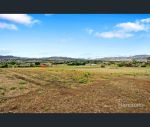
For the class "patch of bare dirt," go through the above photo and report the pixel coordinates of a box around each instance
[0,76,149,113]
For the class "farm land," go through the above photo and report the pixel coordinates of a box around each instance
[0,65,150,113]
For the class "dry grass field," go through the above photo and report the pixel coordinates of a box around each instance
[0,66,150,113]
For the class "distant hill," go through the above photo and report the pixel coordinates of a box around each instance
[99,55,150,61]
[0,55,150,62]
[0,55,85,62]
[42,57,84,61]
[0,55,20,60]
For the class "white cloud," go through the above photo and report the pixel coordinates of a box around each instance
[140,18,150,23]
[0,14,39,26]
[116,22,145,32]
[95,31,133,39]
[0,22,18,30]
[85,28,94,35]
[87,17,150,39]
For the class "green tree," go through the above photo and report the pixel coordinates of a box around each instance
[1,63,8,68]
[9,61,16,65]
[35,62,40,66]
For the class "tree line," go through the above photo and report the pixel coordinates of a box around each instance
[0,57,150,68]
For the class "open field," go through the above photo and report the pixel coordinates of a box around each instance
[0,66,150,113]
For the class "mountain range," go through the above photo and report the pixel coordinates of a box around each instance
[0,55,150,62]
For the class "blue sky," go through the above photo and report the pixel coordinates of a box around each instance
[0,14,150,58]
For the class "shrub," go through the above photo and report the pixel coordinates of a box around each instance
[101,64,105,68]
[19,81,26,84]
[67,61,86,66]
[79,78,88,83]
[141,64,146,67]
[125,63,133,67]
[30,63,35,67]
[9,61,16,65]
[117,63,124,67]
[10,86,17,90]
[35,62,40,66]
[1,63,8,68]
[83,72,91,77]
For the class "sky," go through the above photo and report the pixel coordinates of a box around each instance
[0,14,150,58]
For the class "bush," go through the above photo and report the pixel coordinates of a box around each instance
[9,61,16,65]
[83,72,91,77]
[1,63,8,68]
[117,62,134,67]
[117,63,124,67]
[125,63,133,67]
[35,62,40,66]
[101,64,105,68]
[141,64,146,67]
[67,61,86,66]
[10,86,17,90]
[30,63,35,67]
[78,78,88,83]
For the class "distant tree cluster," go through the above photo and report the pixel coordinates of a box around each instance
[67,61,86,66]
[117,60,150,67]
[0,59,150,68]
[0,61,41,68]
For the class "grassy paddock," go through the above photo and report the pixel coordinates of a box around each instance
[0,66,149,113]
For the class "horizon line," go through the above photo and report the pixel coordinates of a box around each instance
[0,54,150,60]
